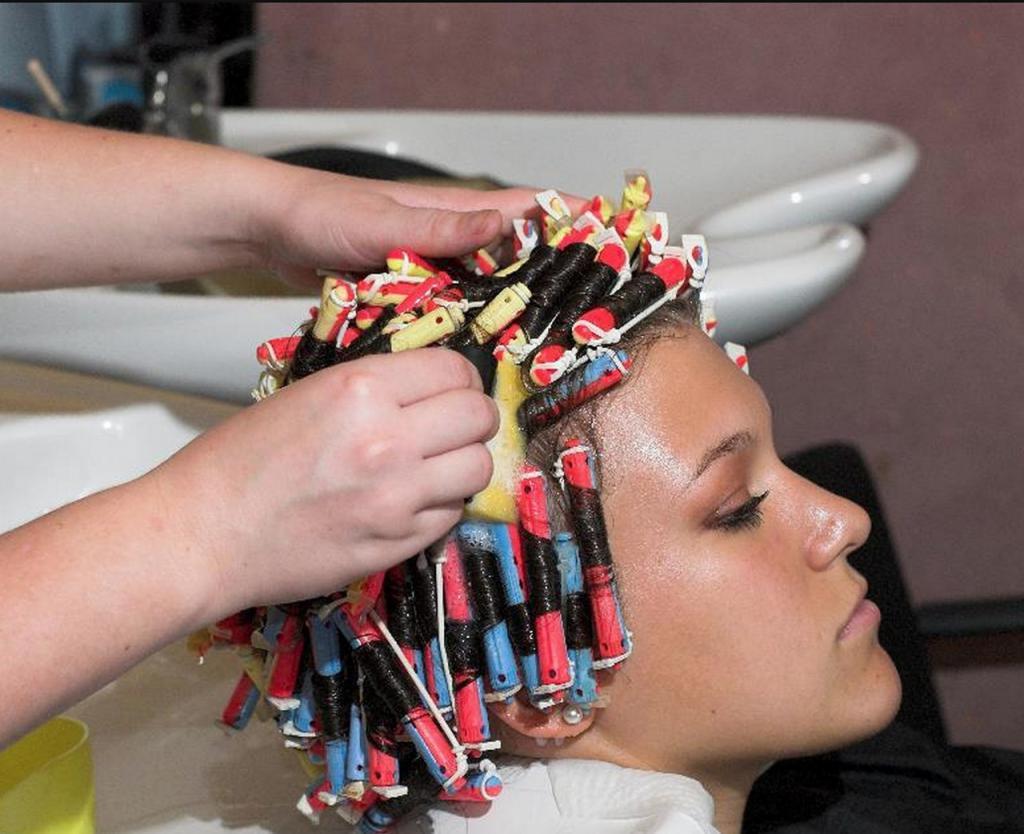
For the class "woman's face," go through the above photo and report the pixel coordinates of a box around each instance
[588,329,901,776]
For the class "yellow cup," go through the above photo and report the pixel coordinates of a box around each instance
[0,717,94,834]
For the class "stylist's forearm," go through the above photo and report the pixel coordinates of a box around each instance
[0,108,274,290]
[0,473,218,746]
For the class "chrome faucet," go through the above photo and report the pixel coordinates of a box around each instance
[141,36,259,144]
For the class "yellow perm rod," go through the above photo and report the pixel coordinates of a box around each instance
[389,306,465,352]
[469,283,531,345]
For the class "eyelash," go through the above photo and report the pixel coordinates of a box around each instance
[713,490,770,533]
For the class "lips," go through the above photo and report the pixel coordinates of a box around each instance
[838,584,869,639]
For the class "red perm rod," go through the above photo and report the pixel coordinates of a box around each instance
[210,610,255,647]
[527,236,628,387]
[219,670,260,731]
[516,469,572,696]
[557,440,633,668]
[571,254,689,347]
[256,336,301,371]
[421,282,465,313]
[266,611,306,710]
[336,603,466,791]
[518,348,634,438]
[347,571,386,620]
[385,248,439,279]
[438,764,504,803]
[356,273,427,307]
[339,324,362,349]
[362,686,404,799]
[286,279,357,382]
[439,535,492,749]
[395,271,452,315]
[495,226,597,362]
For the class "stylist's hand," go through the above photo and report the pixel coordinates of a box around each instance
[254,170,586,289]
[150,348,499,621]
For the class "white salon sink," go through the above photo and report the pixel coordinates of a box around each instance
[221,109,917,237]
[0,363,235,536]
[0,222,863,402]
[0,404,195,533]
[0,110,911,401]
[704,223,863,345]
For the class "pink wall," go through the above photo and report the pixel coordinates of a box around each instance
[255,3,1024,749]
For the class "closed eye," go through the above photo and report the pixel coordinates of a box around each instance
[712,490,769,533]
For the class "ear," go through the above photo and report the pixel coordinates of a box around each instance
[488,693,596,740]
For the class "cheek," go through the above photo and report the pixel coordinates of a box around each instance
[608,501,831,718]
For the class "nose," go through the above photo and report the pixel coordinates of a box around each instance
[800,478,872,572]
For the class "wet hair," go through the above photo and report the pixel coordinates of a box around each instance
[211,196,708,830]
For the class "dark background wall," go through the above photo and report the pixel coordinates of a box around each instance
[254,3,1024,750]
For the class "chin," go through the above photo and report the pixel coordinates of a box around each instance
[864,645,904,730]
[837,643,904,749]
[786,645,904,760]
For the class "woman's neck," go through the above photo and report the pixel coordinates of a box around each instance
[699,760,774,834]
[703,777,751,834]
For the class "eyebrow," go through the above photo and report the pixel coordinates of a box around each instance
[683,430,755,492]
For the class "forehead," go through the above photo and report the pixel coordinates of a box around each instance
[596,331,767,485]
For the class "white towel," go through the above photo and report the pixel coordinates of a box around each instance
[397,756,720,834]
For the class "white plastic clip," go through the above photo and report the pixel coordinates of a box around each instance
[681,234,708,288]
[535,189,571,223]
[724,342,749,375]
[513,218,540,259]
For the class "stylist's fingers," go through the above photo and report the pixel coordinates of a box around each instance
[266,168,589,282]
[377,202,503,262]
[402,387,500,459]
[408,500,466,550]
[418,443,494,506]
[266,174,497,278]
[359,181,588,234]
[327,348,483,409]
[364,183,537,230]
